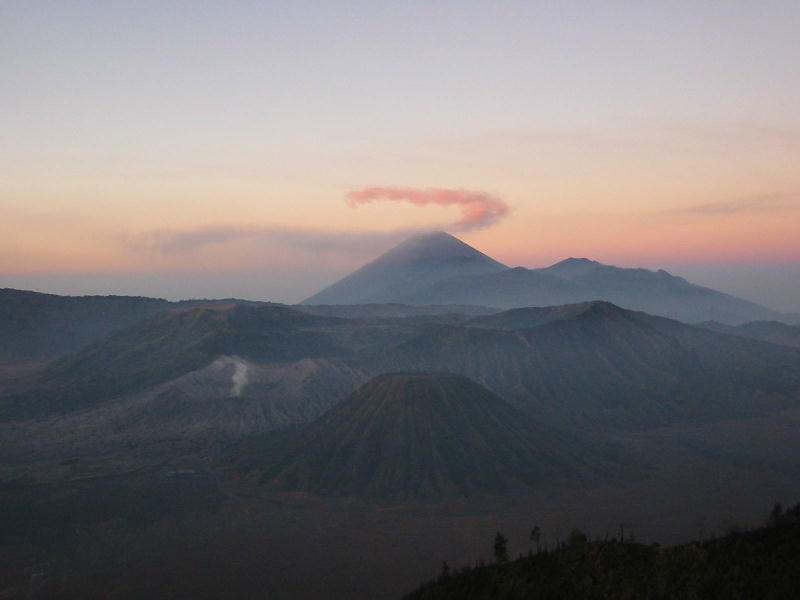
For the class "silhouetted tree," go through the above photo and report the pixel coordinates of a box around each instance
[568,529,587,546]
[405,498,800,600]
[769,503,783,526]
[439,561,450,581]
[530,526,541,553]
[494,532,509,563]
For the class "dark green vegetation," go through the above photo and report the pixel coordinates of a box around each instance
[248,373,626,499]
[405,503,800,599]
[302,232,792,324]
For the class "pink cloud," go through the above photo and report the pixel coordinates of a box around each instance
[345,186,510,231]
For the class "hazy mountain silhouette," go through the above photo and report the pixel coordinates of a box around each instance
[301,233,789,324]
[252,372,617,499]
[0,288,286,366]
[302,231,508,305]
[699,320,800,348]
[0,288,171,364]
[296,303,498,319]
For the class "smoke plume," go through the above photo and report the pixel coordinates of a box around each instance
[214,356,249,397]
[230,358,248,397]
[346,187,509,231]
[135,187,508,256]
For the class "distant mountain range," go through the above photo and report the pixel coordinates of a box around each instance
[5,300,800,439]
[0,288,282,366]
[0,288,172,364]
[0,287,499,370]
[1,231,794,369]
[303,231,795,325]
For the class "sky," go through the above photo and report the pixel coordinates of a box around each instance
[2,1,799,310]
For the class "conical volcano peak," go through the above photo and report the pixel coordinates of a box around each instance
[549,257,602,269]
[375,231,507,266]
[257,372,609,499]
[301,231,507,305]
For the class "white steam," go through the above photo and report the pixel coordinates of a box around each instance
[213,356,249,397]
[230,358,249,397]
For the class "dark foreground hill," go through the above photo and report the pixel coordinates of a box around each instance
[405,503,800,600]
[250,373,621,499]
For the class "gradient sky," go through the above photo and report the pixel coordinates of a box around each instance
[2,1,799,310]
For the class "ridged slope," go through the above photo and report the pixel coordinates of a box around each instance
[368,302,800,431]
[257,372,612,499]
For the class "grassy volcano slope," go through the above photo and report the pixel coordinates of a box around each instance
[0,303,345,421]
[405,504,800,600]
[371,302,800,431]
[254,372,622,500]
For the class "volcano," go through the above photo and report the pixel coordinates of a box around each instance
[301,231,508,305]
[301,232,789,324]
[255,372,616,499]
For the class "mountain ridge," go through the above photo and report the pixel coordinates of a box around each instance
[367,301,800,431]
[0,303,346,420]
[5,299,800,438]
[300,233,790,324]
